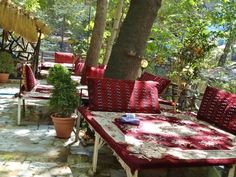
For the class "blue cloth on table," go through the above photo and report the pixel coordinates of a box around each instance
[120,113,140,125]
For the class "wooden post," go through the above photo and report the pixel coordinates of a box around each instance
[33,31,42,77]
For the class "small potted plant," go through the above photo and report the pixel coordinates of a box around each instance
[0,51,15,82]
[47,64,79,139]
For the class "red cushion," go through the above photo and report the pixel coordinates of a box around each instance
[98,64,107,69]
[54,52,74,64]
[87,77,160,113]
[139,72,171,94]
[74,59,85,76]
[221,97,236,134]
[81,66,105,85]
[22,64,37,91]
[197,86,230,124]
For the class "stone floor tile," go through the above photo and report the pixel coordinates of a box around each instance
[49,165,73,176]
[110,169,126,177]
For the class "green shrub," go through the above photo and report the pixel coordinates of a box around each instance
[47,64,79,117]
[0,51,14,74]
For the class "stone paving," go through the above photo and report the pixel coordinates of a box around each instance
[0,81,230,177]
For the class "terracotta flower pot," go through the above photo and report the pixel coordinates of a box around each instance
[0,73,9,83]
[51,114,76,139]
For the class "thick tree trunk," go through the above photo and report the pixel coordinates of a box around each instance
[104,0,162,80]
[218,37,233,67]
[60,15,66,51]
[103,0,124,65]
[85,0,107,67]
[218,30,234,67]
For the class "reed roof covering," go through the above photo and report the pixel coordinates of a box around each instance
[0,0,50,42]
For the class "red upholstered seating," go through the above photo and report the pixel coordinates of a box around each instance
[87,77,160,113]
[98,64,107,69]
[80,66,105,85]
[74,59,85,76]
[197,86,230,124]
[222,101,236,134]
[139,72,176,112]
[197,86,236,135]
[139,72,171,94]
[22,64,53,93]
[22,64,38,92]
[54,52,75,64]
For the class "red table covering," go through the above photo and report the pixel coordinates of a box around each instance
[79,107,236,171]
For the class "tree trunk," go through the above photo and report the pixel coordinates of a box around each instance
[104,0,162,80]
[218,31,233,67]
[85,0,108,67]
[103,0,124,65]
[60,15,66,51]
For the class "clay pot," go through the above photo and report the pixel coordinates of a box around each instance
[0,73,9,83]
[51,114,76,139]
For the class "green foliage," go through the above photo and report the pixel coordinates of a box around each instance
[208,79,236,94]
[0,51,15,74]
[12,0,40,12]
[146,0,221,86]
[47,64,79,117]
[69,37,88,56]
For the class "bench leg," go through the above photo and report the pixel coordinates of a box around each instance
[17,97,22,125]
[126,168,138,177]
[228,164,235,177]
[91,132,105,174]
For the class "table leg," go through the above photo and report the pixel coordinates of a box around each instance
[75,112,82,142]
[92,132,104,174]
[114,152,138,177]
[126,169,138,177]
[17,97,22,125]
[228,164,235,177]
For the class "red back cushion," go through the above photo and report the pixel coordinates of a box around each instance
[54,52,74,64]
[197,86,230,124]
[139,72,171,94]
[22,64,37,91]
[81,66,105,85]
[87,77,160,113]
[220,97,236,134]
[74,59,85,76]
[98,64,107,69]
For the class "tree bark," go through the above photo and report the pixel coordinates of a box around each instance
[60,15,66,51]
[85,0,108,67]
[218,30,233,67]
[104,0,162,80]
[103,0,124,65]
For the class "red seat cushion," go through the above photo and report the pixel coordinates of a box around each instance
[81,66,105,85]
[197,86,230,124]
[87,77,160,113]
[54,52,74,64]
[22,64,37,91]
[139,72,171,94]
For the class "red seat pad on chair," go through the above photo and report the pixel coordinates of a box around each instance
[197,86,230,125]
[54,52,74,64]
[139,72,171,94]
[22,64,38,92]
[87,77,160,113]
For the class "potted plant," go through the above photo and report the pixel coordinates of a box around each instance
[47,64,79,139]
[0,51,15,83]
